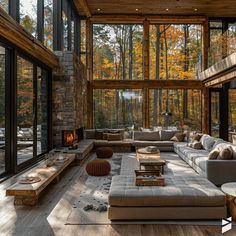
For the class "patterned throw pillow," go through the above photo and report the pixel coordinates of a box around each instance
[217,146,233,160]
[208,149,220,160]
[170,133,185,142]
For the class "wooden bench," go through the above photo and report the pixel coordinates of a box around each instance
[6,153,75,206]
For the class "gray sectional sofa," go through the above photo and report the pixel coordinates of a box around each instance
[174,134,236,186]
[84,129,236,185]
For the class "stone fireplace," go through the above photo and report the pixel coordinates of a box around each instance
[52,51,87,147]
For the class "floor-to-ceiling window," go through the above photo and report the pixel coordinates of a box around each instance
[17,56,34,165]
[0,45,6,175]
[210,90,220,138]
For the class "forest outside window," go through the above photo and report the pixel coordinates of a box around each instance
[93,89,143,129]
[150,24,202,80]
[0,0,8,13]
[149,89,202,131]
[93,24,143,80]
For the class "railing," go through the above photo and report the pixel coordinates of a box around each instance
[208,26,236,67]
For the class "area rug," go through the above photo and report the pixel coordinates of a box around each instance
[65,152,224,226]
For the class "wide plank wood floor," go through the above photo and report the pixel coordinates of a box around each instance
[0,153,236,236]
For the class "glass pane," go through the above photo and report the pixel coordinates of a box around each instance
[150,24,202,80]
[44,0,53,50]
[227,22,236,56]
[62,1,68,51]
[20,0,37,37]
[0,46,5,175]
[211,92,220,138]
[210,21,223,28]
[94,89,143,129]
[81,20,86,52]
[149,89,201,131]
[37,67,48,155]
[0,0,8,13]
[229,89,236,143]
[17,56,34,165]
[93,24,143,80]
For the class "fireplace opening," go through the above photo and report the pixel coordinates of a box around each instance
[61,127,84,147]
[62,130,77,147]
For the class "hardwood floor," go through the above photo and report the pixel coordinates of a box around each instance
[0,153,236,236]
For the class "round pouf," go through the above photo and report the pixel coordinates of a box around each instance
[86,159,111,176]
[96,147,113,159]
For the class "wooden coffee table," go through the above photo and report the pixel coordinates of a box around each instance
[136,147,165,174]
[139,159,166,174]
[221,182,236,221]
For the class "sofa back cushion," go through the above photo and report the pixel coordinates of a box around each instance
[134,131,160,141]
[200,134,216,151]
[84,129,95,139]
[160,130,180,141]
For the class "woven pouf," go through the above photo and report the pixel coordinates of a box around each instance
[86,159,111,176]
[96,147,113,159]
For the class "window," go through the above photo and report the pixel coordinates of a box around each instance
[0,0,8,13]
[17,56,34,165]
[0,45,6,175]
[62,0,69,50]
[93,24,143,80]
[44,0,53,50]
[94,89,143,129]
[37,67,49,155]
[149,89,201,130]
[20,0,38,37]
[80,20,86,65]
[150,24,202,80]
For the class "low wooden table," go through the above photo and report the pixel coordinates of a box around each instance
[221,182,236,221]
[136,147,165,174]
[139,159,166,174]
[6,153,75,206]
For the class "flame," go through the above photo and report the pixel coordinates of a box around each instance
[65,132,75,145]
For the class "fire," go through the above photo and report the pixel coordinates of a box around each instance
[65,132,75,145]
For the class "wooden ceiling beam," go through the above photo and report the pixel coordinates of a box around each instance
[0,8,58,68]
[77,0,92,17]
[90,15,207,24]
[91,80,203,90]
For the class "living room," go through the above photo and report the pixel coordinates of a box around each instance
[0,0,236,235]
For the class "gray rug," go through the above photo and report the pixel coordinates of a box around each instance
[66,152,225,226]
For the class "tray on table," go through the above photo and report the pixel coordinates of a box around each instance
[135,170,165,186]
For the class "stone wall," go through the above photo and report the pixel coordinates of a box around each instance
[52,51,87,147]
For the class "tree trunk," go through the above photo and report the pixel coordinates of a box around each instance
[153,25,161,126]
[183,25,190,120]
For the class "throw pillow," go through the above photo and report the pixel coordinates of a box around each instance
[200,135,216,152]
[107,133,122,141]
[141,127,153,132]
[191,141,202,149]
[190,132,203,141]
[217,146,233,160]
[95,130,103,140]
[102,132,109,140]
[208,149,220,160]
[170,132,185,142]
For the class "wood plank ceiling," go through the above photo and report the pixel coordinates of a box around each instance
[75,0,236,18]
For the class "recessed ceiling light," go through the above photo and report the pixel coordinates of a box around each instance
[135,8,139,11]
[194,8,198,11]
[166,8,169,11]
[97,8,101,11]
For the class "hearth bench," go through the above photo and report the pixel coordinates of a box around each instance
[6,153,75,206]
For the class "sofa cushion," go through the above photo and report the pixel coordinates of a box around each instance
[107,133,122,141]
[218,146,233,160]
[134,131,160,141]
[200,135,216,151]
[160,130,180,141]
[194,156,208,172]
[109,175,226,207]
[84,129,95,139]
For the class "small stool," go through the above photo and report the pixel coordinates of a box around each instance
[86,159,111,176]
[96,147,113,158]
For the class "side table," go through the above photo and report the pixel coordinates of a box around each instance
[221,182,236,221]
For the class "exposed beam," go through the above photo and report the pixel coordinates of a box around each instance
[90,15,207,24]
[77,0,91,17]
[0,8,58,68]
[91,80,203,89]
